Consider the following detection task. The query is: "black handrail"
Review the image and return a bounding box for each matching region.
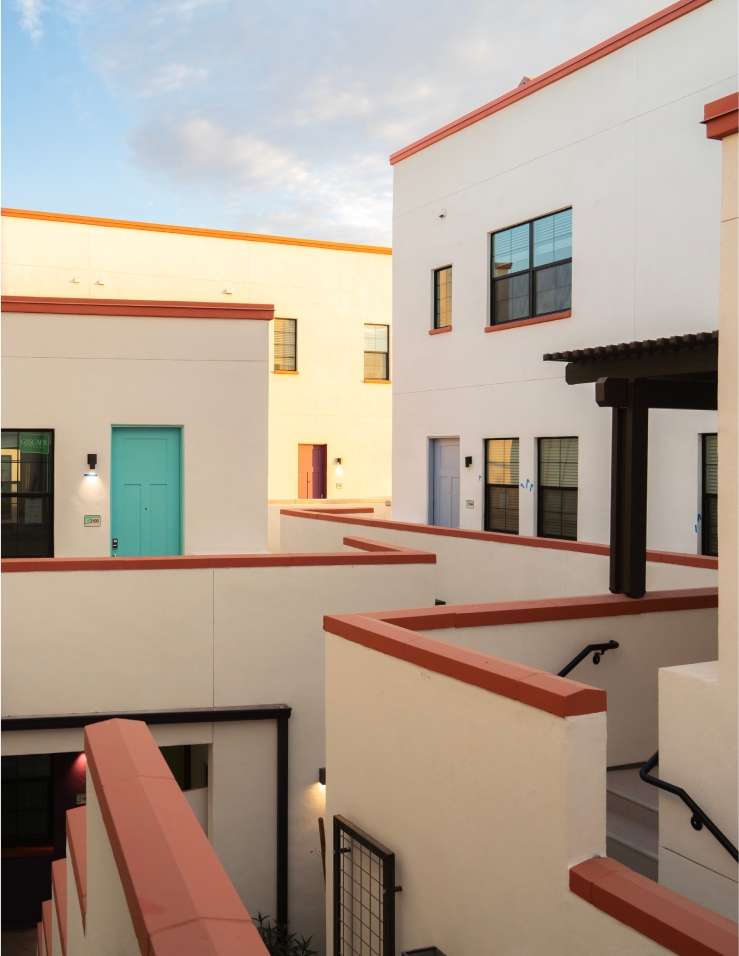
[557,641,619,678]
[640,752,738,862]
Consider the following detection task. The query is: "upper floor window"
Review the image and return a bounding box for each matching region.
[491,208,572,325]
[364,324,389,381]
[434,266,452,329]
[485,438,519,534]
[274,318,297,371]
[1,429,54,557]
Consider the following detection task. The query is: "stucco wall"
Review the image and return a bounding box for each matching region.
[280,511,718,602]
[325,632,671,956]
[1,214,393,504]
[426,607,716,766]
[2,309,269,556]
[1,559,434,949]
[390,0,736,551]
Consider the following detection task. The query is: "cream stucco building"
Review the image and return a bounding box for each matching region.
[1,208,393,551]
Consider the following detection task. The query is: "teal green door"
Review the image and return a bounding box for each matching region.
[111,427,181,556]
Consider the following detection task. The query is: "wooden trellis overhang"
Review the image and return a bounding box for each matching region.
[544,332,718,598]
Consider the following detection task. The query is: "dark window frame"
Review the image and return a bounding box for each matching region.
[702,433,718,557]
[490,209,572,326]
[274,317,298,372]
[537,436,578,541]
[484,438,520,535]
[1,428,55,558]
[364,323,390,381]
[1,754,54,850]
[433,265,452,329]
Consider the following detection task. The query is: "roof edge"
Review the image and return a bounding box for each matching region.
[1,207,392,256]
[389,0,713,165]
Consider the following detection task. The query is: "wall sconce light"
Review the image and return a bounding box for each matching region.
[465,456,472,468]
[85,453,98,477]
[318,767,326,786]
[333,458,342,465]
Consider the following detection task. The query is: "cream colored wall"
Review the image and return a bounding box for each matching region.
[1,214,393,505]
[428,608,716,766]
[2,558,433,950]
[325,633,671,956]
[2,310,269,555]
[657,131,739,920]
[280,511,718,602]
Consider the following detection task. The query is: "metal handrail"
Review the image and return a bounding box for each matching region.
[557,641,619,678]
[640,751,738,862]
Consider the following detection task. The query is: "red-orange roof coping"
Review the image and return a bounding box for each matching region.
[66,806,87,931]
[280,508,719,569]
[51,858,68,956]
[703,92,739,140]
[85,718,268,955]
[570,857,738,955]
[0,540,435,573]
[324,588,717,717]
[1,207,392,255]
[1,295,274,320]
[41,899,52,956]
[390,0,713,165]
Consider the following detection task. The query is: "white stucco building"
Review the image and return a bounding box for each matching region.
[391,0,736,556]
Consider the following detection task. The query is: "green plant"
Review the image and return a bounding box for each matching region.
[253,913,319,956]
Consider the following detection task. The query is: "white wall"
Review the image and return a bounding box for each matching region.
[2,310,269,555]
[325,633,671,956]
[1,558,434,950]
[426,608,717,766]
[280,511,718,603]
[391,0,736,550]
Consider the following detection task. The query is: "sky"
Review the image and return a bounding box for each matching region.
[2,0,668,245]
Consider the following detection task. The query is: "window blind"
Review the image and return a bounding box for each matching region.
[364,324,389,380]
[274,318,297,371]
[485,438,519,534]
[538,437,578,540]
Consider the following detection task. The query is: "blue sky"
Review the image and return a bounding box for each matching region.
[3,0,666,244]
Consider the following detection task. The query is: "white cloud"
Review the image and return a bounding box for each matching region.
[15,0,44,41]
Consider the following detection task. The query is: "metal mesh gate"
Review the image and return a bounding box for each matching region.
[333,815,396,956]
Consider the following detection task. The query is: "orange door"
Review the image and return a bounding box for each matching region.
[298,444,327,499]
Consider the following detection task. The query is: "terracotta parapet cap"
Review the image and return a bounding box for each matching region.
[66,807,87,930]
[51,858,68,955]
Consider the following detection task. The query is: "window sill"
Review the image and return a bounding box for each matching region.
[273,370,299,374]
[485,310,571,332]
[364,379,392,384]
[429,325,452,335]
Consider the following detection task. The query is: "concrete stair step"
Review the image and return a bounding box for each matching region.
[606,766,659,881]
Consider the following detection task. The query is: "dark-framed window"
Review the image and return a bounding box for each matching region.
[160,745,209,791]
[1,429,54,558]
[485,438,519,534]
[1,755,53,849]
[364,324,389,380]
[702,433,717,557]
[274,318,297,371]
[491,208,572,325]
[433,266,452,328]
[538,436,578,540]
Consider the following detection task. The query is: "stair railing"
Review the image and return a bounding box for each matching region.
[557,641,619,678]
[640,752,738,862]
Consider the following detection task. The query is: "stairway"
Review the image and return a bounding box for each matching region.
[606,766,659,880]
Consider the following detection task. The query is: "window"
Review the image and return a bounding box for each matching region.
[434,266,452,328]
[274,318,297,371]
[1,430,54,557]
[491,208,572,325]
[2,755,53,849]
[702,434,717,557]
[485,439,519,534]
[538,437,578,540]
[364,324,389,380]
[160,745,209,791]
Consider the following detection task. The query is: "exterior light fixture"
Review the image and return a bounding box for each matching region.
[72,277,81,284]
[465,456,472,467]
[318,767,326,786]
[85,453,98,477]
[333,458,342,465]
[96,279,105,286]
[224,288,234,294]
